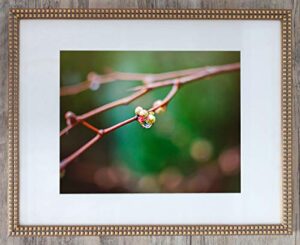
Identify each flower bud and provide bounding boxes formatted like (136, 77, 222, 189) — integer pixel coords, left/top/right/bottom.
(139, 109, 149, 117)
(135, 106, 143, 115)
(153, 100, 166, 114)
(147, 114, 156, 124)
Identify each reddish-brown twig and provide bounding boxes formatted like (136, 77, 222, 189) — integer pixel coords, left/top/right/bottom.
(60, 66, 222, 96)
(79, 89, 148, 121)
(60, 83, 180, 171)
(60, 63, 240, 171)
(131, 62, 241, 91)
(60, 134, 102, 170)
(61, 62, 240, 136)
(60, 89, 148, 137)
(149, 82, 180, 112)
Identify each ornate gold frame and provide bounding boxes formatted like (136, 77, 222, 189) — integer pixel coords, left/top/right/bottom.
(8, 8, 293, 236)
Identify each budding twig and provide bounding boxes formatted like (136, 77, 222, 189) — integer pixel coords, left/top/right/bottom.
(60, 63, 240, 171)
(60, 84, 179, 171)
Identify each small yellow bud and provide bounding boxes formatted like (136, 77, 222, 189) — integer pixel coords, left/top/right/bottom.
(147, 114, 156, 124)
(153, 100, 166, 114)
(153, 100, 163, 107)
(135, 106, 143, 115)
(155, 107, 166, 114)
(139, 109, 149, 117)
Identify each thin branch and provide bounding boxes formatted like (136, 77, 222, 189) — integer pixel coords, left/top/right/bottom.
(60, 63, 240, 170)
(60, 83, 180, 171)
(60, 89, 148, 137)
(103, 116, 138, 134)
(60, 63, 240, 136)
(132, 63, 240, 91)
(78, 89, 148, 121)
(149, 82, 180, 112)
(81, 120, 102, 134)
(60, 80, 90, 97)
(60, 66, 221, 96)
(60, 134, 102, 171)
(60, 123, 77, 137)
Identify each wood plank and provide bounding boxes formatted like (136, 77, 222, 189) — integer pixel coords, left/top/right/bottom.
(0, 0, 298, 244)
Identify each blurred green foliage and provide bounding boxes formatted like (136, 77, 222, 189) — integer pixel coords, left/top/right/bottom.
(60, 51, 240, 193)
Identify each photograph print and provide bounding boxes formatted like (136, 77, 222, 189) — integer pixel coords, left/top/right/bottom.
(60, 51, 240, 194)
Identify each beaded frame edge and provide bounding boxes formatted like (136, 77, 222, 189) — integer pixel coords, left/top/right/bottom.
(7, 8, 293, 236)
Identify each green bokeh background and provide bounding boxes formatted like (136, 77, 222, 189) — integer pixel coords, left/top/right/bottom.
(60, 51, 240, 193)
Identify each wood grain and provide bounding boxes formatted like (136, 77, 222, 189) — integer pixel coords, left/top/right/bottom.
(0, 0, 299, 244)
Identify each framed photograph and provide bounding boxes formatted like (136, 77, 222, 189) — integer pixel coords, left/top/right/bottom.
(8, 9, 293, 236)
